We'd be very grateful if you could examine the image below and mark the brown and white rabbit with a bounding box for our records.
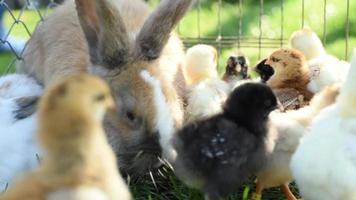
[17,0,193,175]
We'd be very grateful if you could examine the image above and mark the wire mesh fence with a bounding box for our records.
[0,0,62,73]
[177,0,353,68]
[0,0,354,74]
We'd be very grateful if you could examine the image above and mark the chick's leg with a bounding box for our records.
[280,183,297,200]
[250,179,263,200]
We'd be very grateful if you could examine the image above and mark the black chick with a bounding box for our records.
[172,83,278,200]
[255,58,274,83]
[222,55,250,85]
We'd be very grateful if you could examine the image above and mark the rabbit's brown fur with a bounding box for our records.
[17,0,191,175]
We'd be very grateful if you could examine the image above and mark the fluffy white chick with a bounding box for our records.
[290,27,350,93]
[184,44,219,86]
[0,74,43,191]
[185,79,230,122]
[307,54,349,93]
[291,49,356,200]
[252,83,340,200]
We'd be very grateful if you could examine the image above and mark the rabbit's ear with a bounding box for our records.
[75,0,130,69]
[134,0,193,60]
[13,96,40,120]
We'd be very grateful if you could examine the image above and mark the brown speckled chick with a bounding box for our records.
[265,48,312,110]
[1,74,131,200]
[172,83,278,200]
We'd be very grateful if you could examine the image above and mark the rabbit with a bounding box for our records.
[0,74,42,99]
[0,74,42,191]
[17,0,193,176]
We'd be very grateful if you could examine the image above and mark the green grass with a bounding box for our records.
[0,53,15,74]
[129,165,300,200]
[0,1,355,199]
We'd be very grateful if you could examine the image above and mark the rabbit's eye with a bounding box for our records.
[126,111,135,121]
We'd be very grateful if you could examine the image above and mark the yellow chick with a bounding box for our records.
[290,27,325,60]
[290,27,350,94]
[183,44,231,122]
[0,74,131,200]
[184,44,218,85]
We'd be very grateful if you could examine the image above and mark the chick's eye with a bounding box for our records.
[271,57,280,62]
[264,99,272,107]
[94,93,106,102]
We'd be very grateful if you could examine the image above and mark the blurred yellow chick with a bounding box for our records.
[0,74,131,200]
[290,27,350,94]
[290,27,326,60]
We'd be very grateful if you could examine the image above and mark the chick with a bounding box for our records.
[184,44,231,122]
[265,48,313,110]
[254,58,274,83]
[184,44,218,86]
[291,49,356,200]
[185,79,230,122]
[173,83,278,200]
[290,27,326,60]
[222,55,250,86]
[307,56,349,94]
[1,74,131,200]
[251,83,340,200]
[290,28,350,94]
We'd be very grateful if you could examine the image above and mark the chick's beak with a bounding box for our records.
[265,59,272,66]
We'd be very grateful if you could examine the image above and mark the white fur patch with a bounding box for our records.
[47,186,108,200]
[140,70,177,161]
[0,74,42,98]
[0,74,42,190]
